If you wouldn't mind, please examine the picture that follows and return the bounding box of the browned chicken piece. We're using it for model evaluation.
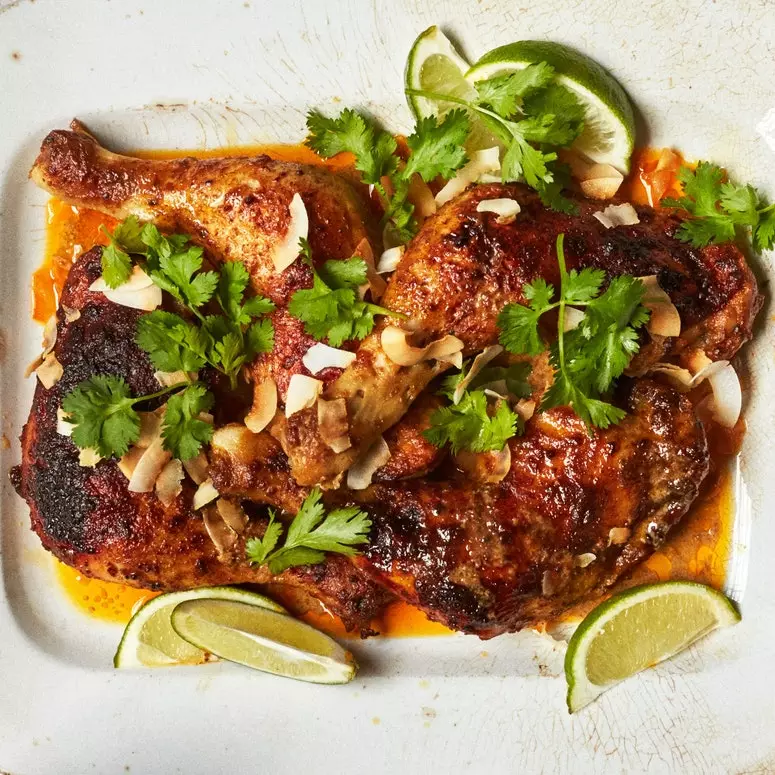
[30,121,376,412]
[351,379,710,637]
[278,181,762,486]
[12,249,391,635]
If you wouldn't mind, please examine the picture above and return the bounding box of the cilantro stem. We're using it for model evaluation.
[364,303,408,320]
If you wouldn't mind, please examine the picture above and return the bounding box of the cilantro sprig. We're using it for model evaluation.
[245,488,371,574]
[61,375,212,460]
[406,62,585,213]
[497,233,650,429]
[306,108,469,242]
[661,162,775,252]
[64,218,277,462]
[288,238,404,346]
[423,389,520,454]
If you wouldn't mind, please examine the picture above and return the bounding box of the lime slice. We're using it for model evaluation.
[114,586,285,668]
[466,41,636,173]
[170,599,357,684]
[565,581,740,713]
[405,26,499,152]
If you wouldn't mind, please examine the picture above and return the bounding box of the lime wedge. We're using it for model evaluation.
[114,586,285,668]
[405,26,499,152]
[565,581,740,713]
[170,599,357,684]
[466,41,636,173]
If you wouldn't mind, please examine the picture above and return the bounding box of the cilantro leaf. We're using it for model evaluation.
[245,318,275,357]
[289,248,401,346]
[61,375,141,458]
[424,389,520,453]
[136,311,208,373]
[402,110,469,182]
[662,162,775,252]
[246,489,371,574]
[161,383,214,460]
[498,234,649,430]
[216,261,250,321]
[474,62,556,117]
[99,228,133,288]
[497,277,555,355]
[111,215,147,254]
[306,108,397,184]
[157,246,218,309]
[245,510,283,565]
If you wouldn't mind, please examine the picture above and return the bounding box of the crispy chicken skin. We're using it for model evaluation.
[21,127,761,638]
[351,380,709,636]
[280,182,762,485]
[13,249,391,635]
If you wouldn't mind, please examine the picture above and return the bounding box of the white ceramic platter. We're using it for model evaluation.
[1,1,775,772]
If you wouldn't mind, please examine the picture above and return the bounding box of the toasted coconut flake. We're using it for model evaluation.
[302,343,357,374]
[435,147,501,206]
[203,506,237,557]
[484,387,507,401]
[154,370,190,387]
[347,435,391,490]
[515,399,536,421]
[317,398,351,452]
[381,326,464,367]
[182,450,209,485]
[639,275,681,337]
[155,459,184,507]
[78,448,103,468]
[137,410,163,448]
[706,362,742,428]
[24,353,45,379]
[580,176,623,200]
[377,245,405,274]
[455,445,512,484]
[438,350,463,369]
[90,266,161,311]
[118,445,145,479]
[575,553,597,568]
[608,527,631,546]
[193,479,219,509]
[593,202,640,229]
[563,307,585,332]
[577,163,624,200]
[56,408,75,437]
[42,315,58,353]
[353,238,387,300]
[36,353,63,389]
[216,498,249,534]
[61,305,81,323]
[648,363,694,389]
[245,378,278,433]
[475,198,521,223]
[408,174,437,221]
[285,374,323,417]
[452,345,503,405]
[128,438,171,493]
[272,193,308,273]
[542,570,558,597]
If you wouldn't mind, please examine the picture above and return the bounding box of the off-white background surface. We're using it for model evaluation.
[1,1,774,773]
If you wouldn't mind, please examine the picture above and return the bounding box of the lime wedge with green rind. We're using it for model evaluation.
[466,40,636,173]
[405,26,500,152]
[114,586,285,668]
[170,599,357,684]
[565,581,740,713]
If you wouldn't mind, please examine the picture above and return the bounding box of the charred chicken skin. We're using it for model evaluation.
[16,125,761,638]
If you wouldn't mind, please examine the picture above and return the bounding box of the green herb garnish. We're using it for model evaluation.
[661,162,775,252]
[246,488,372,574]
[305,108,469,241]
[64,218,277,461]
[288,238,404,346]
[406,62,585,213]
[497,233,649,429]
